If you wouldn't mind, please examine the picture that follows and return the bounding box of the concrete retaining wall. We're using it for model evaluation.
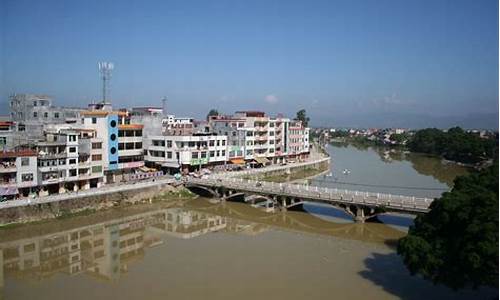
[0,184,178,225]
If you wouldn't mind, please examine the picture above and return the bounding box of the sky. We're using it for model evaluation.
[1,0,498,128]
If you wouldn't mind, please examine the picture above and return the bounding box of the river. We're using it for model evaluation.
[304,143,471,227]
[0,145,495,300]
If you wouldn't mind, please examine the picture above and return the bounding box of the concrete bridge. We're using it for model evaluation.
[185,177,434,222]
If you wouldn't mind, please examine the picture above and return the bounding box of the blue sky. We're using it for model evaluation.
[1,0,498,128]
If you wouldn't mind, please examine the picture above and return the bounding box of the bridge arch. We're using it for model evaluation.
[185,184,219,198]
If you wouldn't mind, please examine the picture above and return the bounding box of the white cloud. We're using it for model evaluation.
[264,94,279,104]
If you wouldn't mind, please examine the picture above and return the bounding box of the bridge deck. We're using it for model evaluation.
[187,177,433,213]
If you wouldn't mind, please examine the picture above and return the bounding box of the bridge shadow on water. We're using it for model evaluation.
[359,252,499,300]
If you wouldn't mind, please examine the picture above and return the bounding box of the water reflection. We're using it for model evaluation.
[0,200,495,300]
[0,201,404,292]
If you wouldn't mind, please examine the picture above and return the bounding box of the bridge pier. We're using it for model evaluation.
[355,206,366,223]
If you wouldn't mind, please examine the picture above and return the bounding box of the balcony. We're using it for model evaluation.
[0,180,16,188]
[38,152,67,159]
[0,164,16,173]
[254,126,268,132]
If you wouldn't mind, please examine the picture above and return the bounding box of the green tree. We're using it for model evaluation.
[206,109,220,121]
[389,133,409,144]
[295,109,310,127]
[398,165,499,289]
[408,127,497,164]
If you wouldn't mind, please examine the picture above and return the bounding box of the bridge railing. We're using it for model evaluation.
[186,176,433,212]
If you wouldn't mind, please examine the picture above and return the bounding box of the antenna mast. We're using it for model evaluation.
[98,62,114,103]
[162,96,167,117]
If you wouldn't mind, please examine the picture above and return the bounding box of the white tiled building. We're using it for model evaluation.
[146,133,227,173]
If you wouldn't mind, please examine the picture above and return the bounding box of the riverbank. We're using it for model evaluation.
[0,184,196,226]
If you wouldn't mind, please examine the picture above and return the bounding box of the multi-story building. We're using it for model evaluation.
[209,111,308,166]
[36,128,106,196]
[81,106,144,183]
[209,115,247,165]
[0,149,38,200]
[287,120,309,160]
[146,133,227,173]
[9,94,83,147]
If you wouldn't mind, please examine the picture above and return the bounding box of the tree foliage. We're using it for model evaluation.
[398,165,498,289]
[206,109,220,121]
[296,109,310,127]
[408,127,497,164]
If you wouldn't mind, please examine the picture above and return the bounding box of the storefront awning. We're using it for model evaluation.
[254,157,270,165]
[230,158,245,165]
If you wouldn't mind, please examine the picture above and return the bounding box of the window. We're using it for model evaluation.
[92,166,102,173]
[24,243,35,252]
[155,140,165,147]
[167,140,172,148]
[92,142,102,149]
[33,112,38,118]
[209,140,214,147]
[135,130,142,137]
[21,173,33,182]
[110,133,116,141]
[222,140,226,146]
[91,117,97,124]
[110,120,117,127]
[69,158,76,164]
[216,150,220,156]
[69,135,76,142]
[69,147,76,153]
[118,143,124,150]
[209,151,215,157]
[221,150,225,156]
[18,124,25,131]
[118,130,124,137]
[216,140,220,146]
[21,157,29,166]
[192,152,198,159]
[54,112,59,118]
[110,147,117,154]
[135,142,142,149]
[44,112,48,118]
[69,169,77,176]
[33,101,37,106]
[167,151,172,159]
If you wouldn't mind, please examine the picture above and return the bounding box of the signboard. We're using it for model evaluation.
[190,158,209,165]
